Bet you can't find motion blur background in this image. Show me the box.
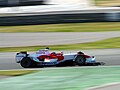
[0,1,120,90]
[0,0,120,25]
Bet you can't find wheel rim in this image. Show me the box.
[23,60,31,67]
[21,58,31,68]
[75,56,85,65]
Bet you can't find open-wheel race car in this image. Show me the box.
[16,48,104,68]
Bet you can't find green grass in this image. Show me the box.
[0,22,120,32]
[0,70,38,76]
[0,37,120,52]
[0,66,120,90]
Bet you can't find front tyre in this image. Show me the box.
[74,55,86,66]
[20,57,34,68]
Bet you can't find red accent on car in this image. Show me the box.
[49,52,64,61]
[56,53,64,61]
[83,55,91,58]
[38,52,64,61]
[38,55,48,60]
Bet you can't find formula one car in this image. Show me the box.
[16,48,103,68]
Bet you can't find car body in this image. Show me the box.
[16,49,103,68]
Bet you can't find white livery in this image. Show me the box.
[16,49,103,68]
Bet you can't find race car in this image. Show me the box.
[16,48,103,68]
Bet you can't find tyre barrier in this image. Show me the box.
[0,0,45,7]
[0,12,120,26]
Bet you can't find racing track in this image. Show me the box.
[1,32,120,47]
[0,0,119,69]
[0,32,120,70]
[0,49,120,70]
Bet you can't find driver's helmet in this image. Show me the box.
[45,47,49,50]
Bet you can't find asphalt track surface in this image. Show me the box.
[1,31,120,47]
[0,49,120,70]
[88,83,120,90]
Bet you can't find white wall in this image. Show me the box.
[47,0,93,6]
[48,0,81,4]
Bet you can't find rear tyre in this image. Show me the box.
[74,55,86,66]
[20,57,35,68]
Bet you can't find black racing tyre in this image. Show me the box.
[20,57,33,68]
[74,55,86,66]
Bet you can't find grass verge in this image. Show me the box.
[0,66,120,90]
[0,70,38,76]
[95,0,120,6]
[0,37,120,52]
[0,22,120,32]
